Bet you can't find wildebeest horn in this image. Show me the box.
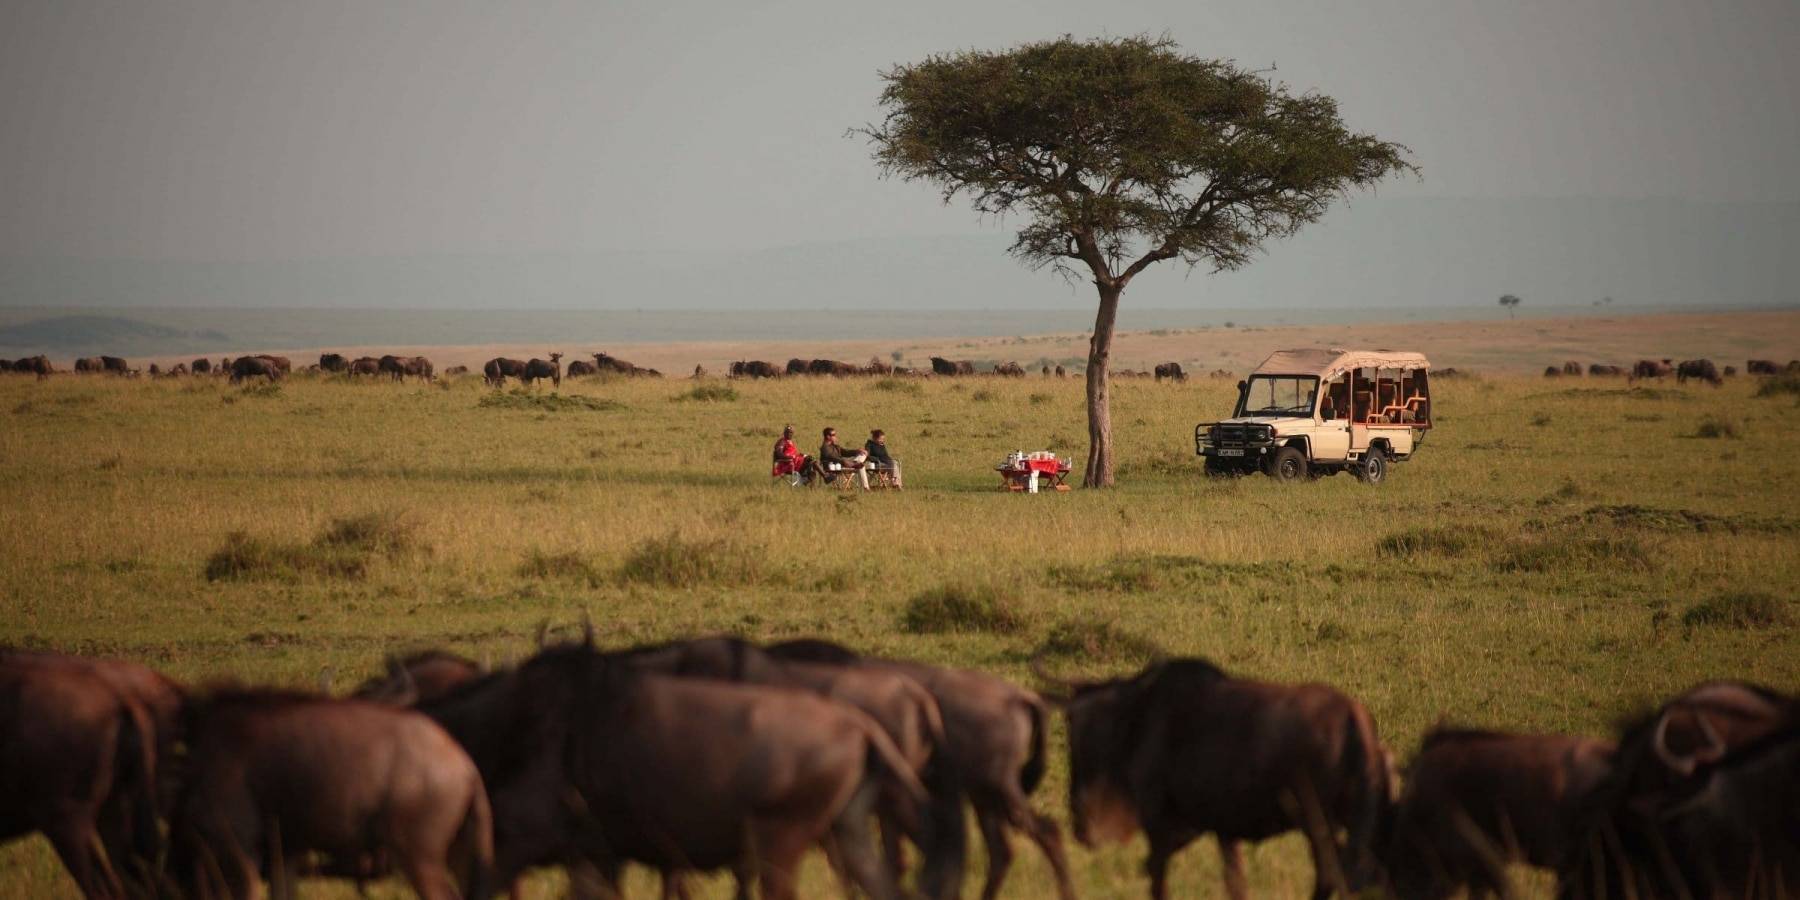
[1692,713,1727,766]
[1651,710,1713,776]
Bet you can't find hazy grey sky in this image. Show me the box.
[2,0,1796,263]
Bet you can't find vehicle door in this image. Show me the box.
[1313,372,1351,459]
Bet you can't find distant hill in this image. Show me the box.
[0,315,231,355]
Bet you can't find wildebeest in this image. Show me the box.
[1587,363,1625,376]
[319,353,349,373]
[190,357,212,375]
[865,356,895,376]
[1723,365,1737,377]
[75,357,103,373]
[1384,728,1613,899]
[1043,657,1390,900]
[786,358,809,376]
[930,357,975,376]
[564,359,597,378]
[1676,358,1721,386]
[1558,681,1797,900]
[1543,366,1563,377]
[483,357,526,386]
[1561,360,1582,376]
[592,352,659,377]
[379,355,434,382]
[443,364,469,376]
[347,356,381,377]
[0,654,159,898]
[809,358,858,377]
[521,352,563,389]
[229,355,282,383]
[770,638,1074,900]
[1630,358,1673,380]
[254,354,292,374]
[164,362,189,377]
[993,361,1026,377]
[1153,362,1187,382]
[354,650,484,706]
[1056,365,1067,378]
[1746,358,1779,375]
[731,360,780,379]
[1041,365,1051,376]
[147,363,162,376]
[418,641,923,899]
[170,689,493,900]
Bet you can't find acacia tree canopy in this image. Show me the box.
[863,35,1415,486]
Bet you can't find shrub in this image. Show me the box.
[1491,534,1650,573]
[517,549,604,586]
[873,378,923,396]
[677,384,738,402]
[1681,592,1790,629]
[1693,417,1740,439]
[203,512,419,582]
[1034,618,1163,664]
[900,584,1025,634]
[315,511,416,557]
[617,532,763,587]
[1377,525,1494,558]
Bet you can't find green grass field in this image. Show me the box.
[3,369,1798,897]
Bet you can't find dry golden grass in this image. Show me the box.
[1,359,1798,897]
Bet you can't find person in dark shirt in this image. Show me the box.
[818,427,869,490]
[864,429,902,489]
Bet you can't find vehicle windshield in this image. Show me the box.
[1236,375,1320,417]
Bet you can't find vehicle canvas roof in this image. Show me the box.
[1251,348,1432,379]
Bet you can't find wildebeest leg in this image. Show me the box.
[974,806,1013,900]
[44,816,123,899]
[1218,838,1248,900]
[399,858,459,900]
[659,871,693,900]
[832,779,902,900]
[1010,801,1076,900]
[751,827,812,900]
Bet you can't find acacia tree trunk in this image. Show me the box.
[1083,284,1123,487]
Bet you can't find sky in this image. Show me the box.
[0,0,1796,308]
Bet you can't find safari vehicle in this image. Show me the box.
[1195,349,1431,484]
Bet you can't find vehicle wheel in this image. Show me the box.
[1356,450,1388,485]
[1266,446,1307,482]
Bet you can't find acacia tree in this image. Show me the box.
[863,36,1414,486]
[1500,293,1522,318]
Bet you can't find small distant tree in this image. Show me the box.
[890,350,904,363]
[862,36,1414,486]
[1499,294,1521,318]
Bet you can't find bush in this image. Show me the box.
[617,532,763,587]
[677,384,738,402]
[1377,525,1494,558]
[517,549,604,586]
[203,512,418,582]
[1681,592,1790,629]
[1034,618,1163,664]
[900,584,1025,634]
[1693,417,1740,439]
[873,378,923,396]
[315,511,416,557]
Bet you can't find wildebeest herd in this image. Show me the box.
[3,636,1793,899]
[1539,358,1800,385]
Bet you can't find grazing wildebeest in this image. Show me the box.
[147,363,162,376]
[1587,363,1625,376]
[1041,365,1051,376]
[1723,365,1737,377]
[930,357,975,376]
[1153,362,1186,382]
[483,357,526,386]
[993,361,1026,377]
[170,689,492,900]
[622,636,960,896]
[786,358,809,376]
[379,355,407,380]
[809,358,857,377]
[443,364,469,376]
[0,655,158,899]
[1042,657,1390,900]
[1543,366,1562,377]
[1630,358,1673,381]
[1676,358,1721,386]
[347,356,381,377]
[1746,358,1779,375]
[732,359,780,378]
[75,357,103,373]
[1558,682,1797,900]
[190,357,212,375]
[521,353,563,389]
[769,638,1074,900]
[592,351,659,377]
[254,354,292,374]
[866,356,894,376]
[420,641,923,899]
[354,650,484,705]
[1383,728,1613,900]
[319,353,349,373]
[1056,365,1067,378]
[1561,360,1582,376]
[0,359,11,373]
[229,355,282,383]
[564,359,597,378]
[165,363,188,377]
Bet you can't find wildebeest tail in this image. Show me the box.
[1020,694,1049,794]
[1341,702,1389,889]
[453,773,496,900]
[859,715,928,805]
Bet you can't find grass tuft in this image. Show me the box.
[900,584,1025,634]
[1377,525,1494,558]
[479,390,623,412]
[1035,618,1163,664]
[678,384,738,402]
[617,532,765,587]
[517,549,604,586]
[1754,372,1800,397]
[1491,533,1650,573]
[1693,417,1740,439]
[873,378,923,396]
[315,511,417,557]
[203,513,419,582]
[1681,592,1790,629]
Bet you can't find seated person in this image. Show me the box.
[819,426,869,490]
[1319,394,1337,421]
[771,424,824,482]
[863,429,902,488]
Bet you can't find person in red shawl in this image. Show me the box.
[771,424,824,483]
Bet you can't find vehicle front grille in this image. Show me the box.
[1214,423,1271,447]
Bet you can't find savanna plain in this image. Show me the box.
[3,360,1799,897]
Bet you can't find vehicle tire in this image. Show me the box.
[1356,450,1388,485]
[1266,446,1307,482]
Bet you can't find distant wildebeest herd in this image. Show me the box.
[1541,358,1800,385]
[2,636,1794,899]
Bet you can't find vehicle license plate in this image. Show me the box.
[1218,449,1244,457]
